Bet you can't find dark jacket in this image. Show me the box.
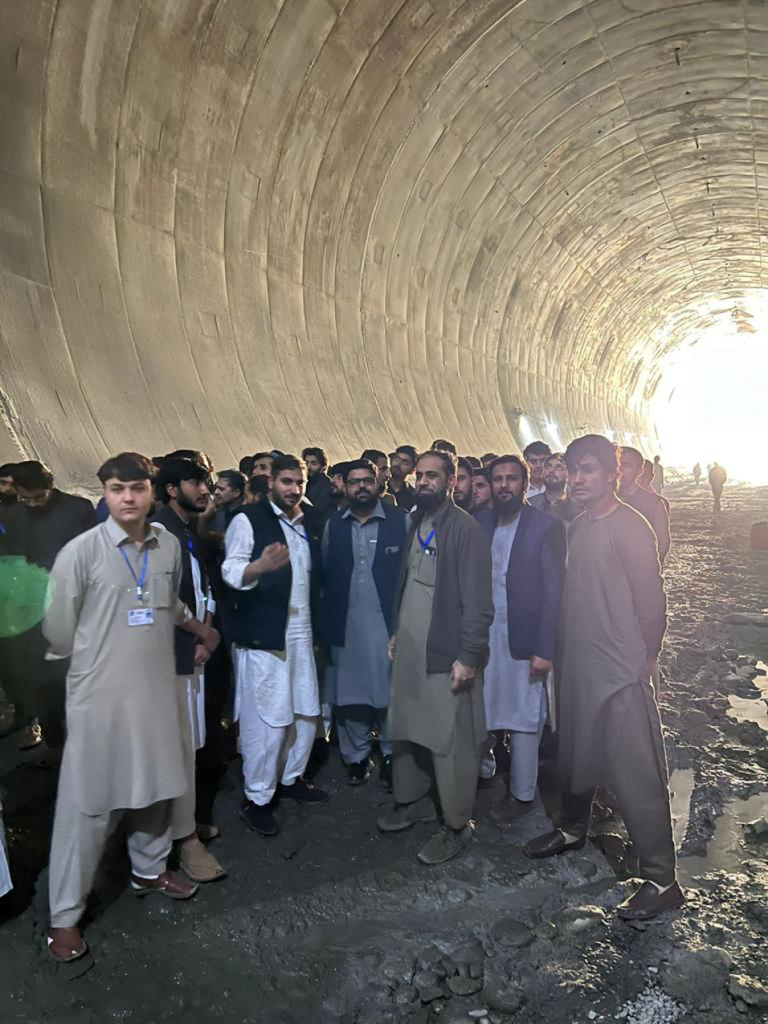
[390,481,416,511]
[392,499,493,673]
[152,505,209,676]
[323,503,409,646]
[475,504,566,662]
[226,502,324,652]
[1,490,97,569]
[306,472,333,517]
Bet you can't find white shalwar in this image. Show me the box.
[223,504,320,806]
[482,515,548,801]
[0,797,11,899]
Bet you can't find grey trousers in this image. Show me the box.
[335,704,391,763]
[393,706,481,830]
[561,682,676,886]
[49,784,172,928]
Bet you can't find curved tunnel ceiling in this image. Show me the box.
[0,0,766,487]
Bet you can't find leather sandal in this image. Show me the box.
[524,828,587,859]
[130,870,199,899]
[179,836,227,883]
[617,880,685,921]
[47,929,89,963]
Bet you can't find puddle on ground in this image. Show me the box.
[669,768,695,849]
[677,791,768,885]
[727,671,768,732]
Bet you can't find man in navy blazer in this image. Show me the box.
[475,455,567,823]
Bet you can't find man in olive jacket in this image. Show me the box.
[377,450,493,865]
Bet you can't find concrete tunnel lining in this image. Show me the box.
[0,0,766,490]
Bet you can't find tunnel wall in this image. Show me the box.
[1,0,765,489]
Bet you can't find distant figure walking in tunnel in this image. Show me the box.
[693,462,702,485]
[378,451,493,865]
[709,462,727,511]
[651,455,665,494]
[525,435,683,921]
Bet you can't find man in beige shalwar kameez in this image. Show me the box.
[44,453,220,963]
[378,451,493,865]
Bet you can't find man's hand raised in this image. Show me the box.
[255,542,290,576]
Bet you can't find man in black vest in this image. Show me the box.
[322,459,408,789]
[222,454,328,837]
[153,458,226,883]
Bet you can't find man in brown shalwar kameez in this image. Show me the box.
[525,435,684,921]
[44,453,220,963]
[377,451,493,865]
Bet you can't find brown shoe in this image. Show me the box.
[18,721,42,750]
[617,880,685,921]
[130,870,199,900]
[489,795,533,824]
[178,836,227,883]
[47,927,88,963]
[524,828,586,859]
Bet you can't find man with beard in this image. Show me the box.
[322,460,408,788]
[475,456,566,822]
[471,468,492,513]
[223,454,328,837]
[618,448,671,565]
[361,449,396,507]
[378,451,493,864]
[525,435,682,921]
[302,447,333,517]
[529,453,582,523]
[388,445,418,510]
[328,462,351,513]
[2,461,97,751]
[152,459,226,883]
[523,441,552,498]
[45,452,216,963]
[454,457,475,512]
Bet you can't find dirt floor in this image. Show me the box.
[1,482,768,1024]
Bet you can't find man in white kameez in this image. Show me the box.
[44,453,220,963]
[223,454,328,838]
[475,456,566,823]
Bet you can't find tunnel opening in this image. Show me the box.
[653,293,768,484]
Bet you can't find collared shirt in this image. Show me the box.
[222,502,308,593]
[322,500,387,565]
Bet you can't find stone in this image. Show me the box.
[555,905,608,937]
[482,977,524,1016]
[447,976,483,997]
[534,921,557,940]
[728,975,768,1008]
[394,986,418,1006]
[417,985,443,1004]
[489,917,534,949]
[662,947,732,1009]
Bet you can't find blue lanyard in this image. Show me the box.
[417,526,436,553]
[282,518,309,542]
[119,546,149,602]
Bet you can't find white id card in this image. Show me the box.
[128,608,155,627]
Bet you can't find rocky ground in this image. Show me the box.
[1,482,767,1024]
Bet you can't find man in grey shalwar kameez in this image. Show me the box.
[377,451,493,865]
[44,453,220,963]
[525,435,684,922]
[322,460,409,788]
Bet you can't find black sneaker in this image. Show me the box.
[240,800,279,836]
[379,755,393,792]
[347,759,373,786]
[277,778,330,804]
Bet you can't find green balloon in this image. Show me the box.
[0,557,52,638]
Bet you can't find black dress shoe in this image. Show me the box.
[347,759,373,786]
[524,828,586,859]
[240,800,279,836]
[617,880,685,921]
[379,755,393,792]
[277,778,330,804]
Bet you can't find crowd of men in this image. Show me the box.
[0,434,684,963]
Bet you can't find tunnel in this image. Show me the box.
[0,0,766,489]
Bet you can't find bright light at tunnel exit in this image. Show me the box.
[653,311,768,485]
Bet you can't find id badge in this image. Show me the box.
[128,608,155,627]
